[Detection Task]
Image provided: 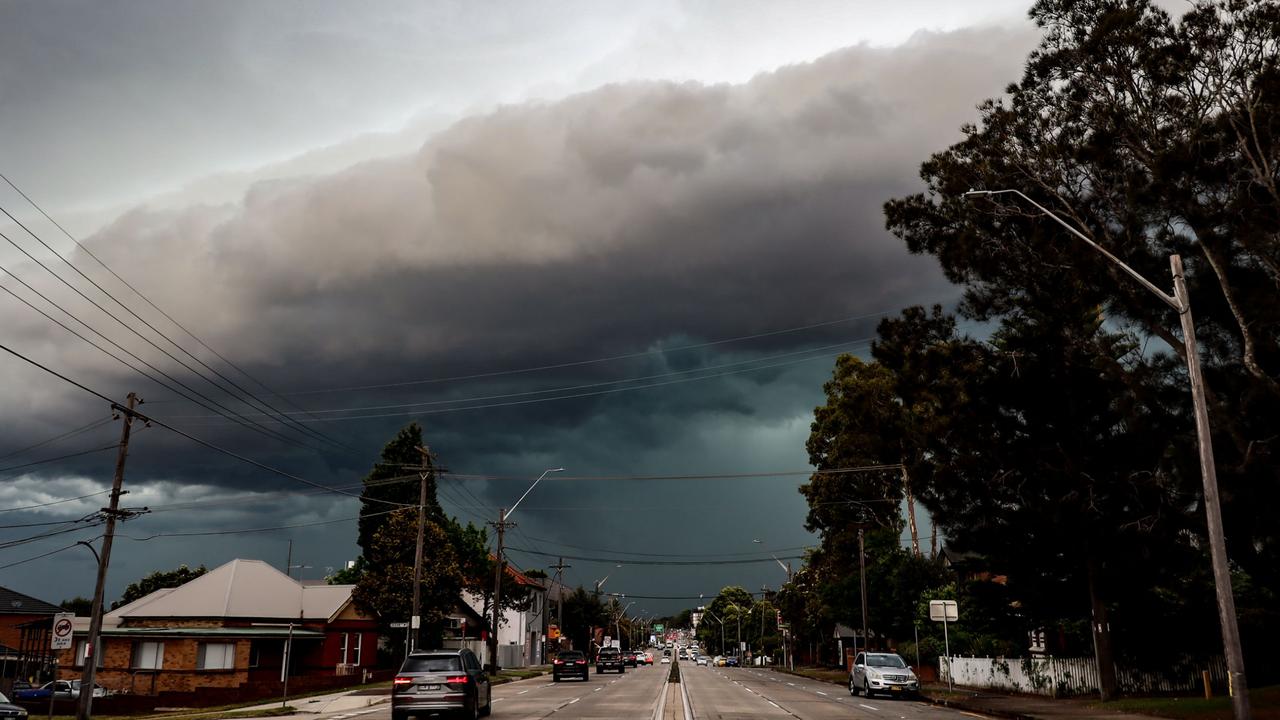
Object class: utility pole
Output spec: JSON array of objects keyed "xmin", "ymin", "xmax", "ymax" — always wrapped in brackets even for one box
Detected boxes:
[
  {"xmin": 488, "ymin": 508, "xmax": 513, "ymax": 673},
  {"xmin": 78, "ymin": 393, "xmax": 142, "ymax": 720},
  {"xmin": 550, "ymin": 558, "xmax": 570, "ymax": 637},
  {"xmin": 858, "ymin": 527, "xmax": 868, "ymax": 655},
  {"xmin": 901, "ymin": 465, "xmax": 920, "ymax": 556},
  {"xmin": 411, "ymin": 446, "xmax": 434, "ymax": 652}
]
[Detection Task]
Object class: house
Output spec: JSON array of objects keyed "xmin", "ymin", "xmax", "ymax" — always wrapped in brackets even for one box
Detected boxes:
[
  {"xmin": 0, "ymin": 586, "xmax": 63, "ymax": 689},
  {"xmin": 56, "ymin": 559, "xmax": 378, "ymax": 695},
  {"xmin": 461, "ymin": 562, "xmax": 549, "ymax": 668}
]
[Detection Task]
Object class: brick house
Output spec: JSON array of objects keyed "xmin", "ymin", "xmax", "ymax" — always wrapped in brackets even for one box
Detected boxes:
[
  {"xmin": 57, "ymin": 559, "xmax": 377, "ymax": 695},
  {"xmin": 0, "ymin": 586, "xmax": 62, "ymax": 689}
]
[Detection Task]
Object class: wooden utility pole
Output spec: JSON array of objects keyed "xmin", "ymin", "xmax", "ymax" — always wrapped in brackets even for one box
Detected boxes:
[
  {"xmin": 550, "ymin": 558, "xmax": 571, "ymax": 633},
  {"xmin": 77, "ymin": 393, "xmax": 141, "ymax": 720},
  {"xmin": 1172, "ymin": 255, "xmax": 1250, "ymax": 720},
  {"xmin": 488, "ymin": 509, "xmax": 513, "ymax": 672},
  {"xmin": 858, "ymin": 528, "xmax": 869, "ymax": 654},
  {"xmin": 410, "ymin": 446, "xmax": 435, "ymax": 652}
]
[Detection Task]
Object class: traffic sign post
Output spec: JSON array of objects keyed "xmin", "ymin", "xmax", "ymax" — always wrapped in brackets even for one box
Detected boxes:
[
  {"xmin": 929, "ymin": 600, "xmax": 958, "ymax": 691},
  {"xmin": 51, "ymin": 613, "xmax": 74, "ymax": 650}
]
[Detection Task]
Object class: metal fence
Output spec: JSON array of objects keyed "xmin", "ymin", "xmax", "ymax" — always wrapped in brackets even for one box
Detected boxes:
[{"xmin": 941, "ymin": 656, "xmax": 1227, "ymax": 697}]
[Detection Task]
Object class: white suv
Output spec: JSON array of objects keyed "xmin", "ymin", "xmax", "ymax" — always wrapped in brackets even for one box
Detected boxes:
[{"xmin": 849, "ymin": 652, "xmax": 919, "ymax": 698}]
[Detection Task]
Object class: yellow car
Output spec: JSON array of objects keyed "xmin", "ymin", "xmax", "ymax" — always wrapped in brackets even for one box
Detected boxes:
[{"xmin": 714, "ymin": 656, "xmax": 727, "ymax": 667}]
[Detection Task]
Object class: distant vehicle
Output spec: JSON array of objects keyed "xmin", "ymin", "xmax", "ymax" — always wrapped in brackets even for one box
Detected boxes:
[
  {"xmin": 849, "ymin": 652, "xmax": 919, "ymax": 698},
  {"xmin": 552, "ymin": 650, "xmax": 589, "ymax": 682},
  {"xmin": 392, "ymin": 649, "xmax": 491, "ymax": 720},
  {"xmin": 0, "ymin": 691, "xmax": 29, "ymax": 719},
  {"xmin": 623, "ymin": 651, "xmax": 638, "ymax": 667},
  {"xmin": 660, "ymin": 656, "xmax": 671, "ymax": 664},
  {"xmin": 596, "ymin": 647, "xmax": 625, "ymax": 674},
  {"xmin": 714, "ymin": 656, "xmax": 726, "ymax": 667},
  {"xmin": 10, "ymin": 683, "xmax": 44, "ymax": 700},
  {"xmin": 695, "ymin": 656, "xmax": 709, "ymax": 666},
  {"xmin": 725, "ymin": 657, "xmax": 740, "ymax": 667},
  {"xmin": 640, "ymin": 651, "xmax": 653, "ymax": 665}
]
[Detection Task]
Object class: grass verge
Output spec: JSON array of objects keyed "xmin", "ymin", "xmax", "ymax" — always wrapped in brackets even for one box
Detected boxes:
[{"xmin": 1094, "ymin": 685, "xmax": 1279, "ymax": 720}]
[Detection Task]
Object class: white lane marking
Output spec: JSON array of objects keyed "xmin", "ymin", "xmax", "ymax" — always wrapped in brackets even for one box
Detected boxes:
[
  {"xmin": 860, "ymin": 703, "xmax": 880, "ymax": 711},
  {"xmin": 594, "ymin": 687, "xmax": 602, "ymax": 692},
  {"xmin": 518, "ymin": 689, "xmax": 529, "ymax": 694},
  {"xmin": 787, "ymin": 682, "xmax": 796, "ymax": 686},
  {"xmin": 491, "ymin": 698, "xmax": 504, "ymax": 703},
  {"xmin": 768, "ymin": 701, "xmax": 781, "ymax": 709}
]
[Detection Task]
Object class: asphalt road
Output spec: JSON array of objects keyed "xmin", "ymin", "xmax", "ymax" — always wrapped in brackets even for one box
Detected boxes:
[
  {"xmin": 682, "ymin": 665, "xmax": 981, "ymax": 720},
  {"xmin": 303, "ymin": 661, "xmax": 986, "ymax": 720}
]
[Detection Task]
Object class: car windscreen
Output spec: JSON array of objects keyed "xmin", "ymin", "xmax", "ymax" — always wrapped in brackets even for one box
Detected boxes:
[
  {"xmin": 557, "ymin": 652, "xmax": 584, "ymax": 660},
  {"xmin": 867, "ymin": 654, "xmax": 907, "ymax": 668},
  {"xmin": 0, "ymin": 692, "xmax": 9, "ymax": 703},
  {"xmin": 403, "ymin": 655, "xmax": 462, "ymax": 673}
]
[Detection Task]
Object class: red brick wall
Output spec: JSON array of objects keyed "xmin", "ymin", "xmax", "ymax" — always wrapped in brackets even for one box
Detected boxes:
[{"xmin": 0, "ymin": 613, "xmax": 52, "ymax": 650}]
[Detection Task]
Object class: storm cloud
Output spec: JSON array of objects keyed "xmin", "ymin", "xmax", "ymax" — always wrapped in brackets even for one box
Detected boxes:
[{"xmin": 1, "ymin": 24, "xmax": 1034, "ymax": 608}]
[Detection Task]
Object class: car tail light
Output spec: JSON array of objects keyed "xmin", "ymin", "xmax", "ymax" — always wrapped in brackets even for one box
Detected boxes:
[
  {"xmin": 554, "ymin": 659, "xmax": 564, "ymax": 665},
  {"xmin": 575, "ymin": 659, "xmax": 586, "ymax": 664},
  {"xmin": 393, "ymin": 677, "xmax": 413, "ymax": 687},
  {"xmin": 445, "ymin": 675, "xmax": 469, "ymax": 686}
]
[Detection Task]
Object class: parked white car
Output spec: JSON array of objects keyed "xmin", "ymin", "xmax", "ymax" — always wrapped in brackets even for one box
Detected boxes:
[{"xmin": 849, "ymin": 652, "xmax": 919, "ymax": 698}]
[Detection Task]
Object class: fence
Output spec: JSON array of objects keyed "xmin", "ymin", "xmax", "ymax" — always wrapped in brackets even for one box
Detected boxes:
[{"xmin": 940, "ymin": 656, "xmax": 1227, "ymax": 697}]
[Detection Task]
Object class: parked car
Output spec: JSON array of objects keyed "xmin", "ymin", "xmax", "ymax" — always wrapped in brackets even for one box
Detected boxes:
[
  {"xmin": 0, "ymin": 691, "xmax": 29, "ymax": 719},
  {"xmin": 392, "ymin": 648, "xmax": 491, "ymax": 720},
  {"xmin": 596, "ymin": 647, "xmax": 625, "ymax": 674},
  {"xmin": 9, "ymin": 683, "xmax": 43, "ymax": 701},
  {"xmin": 10, "ymin": 681, "xmax": 105, "ymax": 701},
  {"xmin": 623, "ymin": 651, "xmax": 638, "ymax": 667},
  {"xmin": 849, "ymin": 652, "xmax": 919, "ymax": 698},
  {"xmin": 695, "ymin": 656, "xmax": 709, "ymax": 666},
  {"xmin": 552, "ymin": 650, "xmax": 589, "ymax": 682},
  {"xmin": 725, "ymin": 656, "xmax": 740, "ymax": 667}
]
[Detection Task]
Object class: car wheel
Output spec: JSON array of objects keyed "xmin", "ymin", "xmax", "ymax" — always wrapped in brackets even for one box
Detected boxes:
[
  {"xmin": 553, "ymin": 676, "xmax": 561, "ymax": 683},
  {"xmin": 864, "ymin": 679, "xmax": 872, "ymax": 698},
  {"xmin": 466, "ymin": 697, "xmax": 480, "ymax": 720},
  {"xmin": 849, "ymin": 677, "xmax": 857, "ymax": 696},
  {"xmin": 392, "ymin": 711, "xmax": 408, "ymax": 720},
  {"xmin": 479, "ymin": 688, "xmax": 492, "ymax": 717}
]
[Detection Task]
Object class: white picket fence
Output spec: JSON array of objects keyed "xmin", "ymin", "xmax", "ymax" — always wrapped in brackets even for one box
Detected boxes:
[{"xmin": 941, "ymin": 656, "xmax": 1227, "ymax": 697}]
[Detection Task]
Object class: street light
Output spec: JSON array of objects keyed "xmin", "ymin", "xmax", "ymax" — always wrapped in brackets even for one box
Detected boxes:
[
  {"xmin": 490, "ymin": 467, "xmax": 564, "ymax": 672},
  {"xmin": 964, "ymin": 188, "xmax": 1249, "ymax": 719},
  {"xmin": 753, "ymin": 539, "xmax": 793, "ymax": 580}
]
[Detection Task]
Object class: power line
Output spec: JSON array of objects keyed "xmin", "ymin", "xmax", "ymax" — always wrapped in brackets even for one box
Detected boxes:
[
  {"xmin": 0, "ymin": 341, "xmax": 412, "ymax": 507},
  {"xmin": 117, "ymin": 509, "xmax": 401, "ymax": 541},
  {"xmin": 0, "ymin": 417, "xmax": 112, "ymax": 462},
  {"xmin": 281, "ymin": 307, "xmax": 912, "ymax": 397},
  {"xmin": 505, "ymin": 547, "xmax": 807, "ymax": 566},
  {"xmin": 0, "ymin": 192, "xmax": 351, "ymax": 454},
  {"xmin": 0, "ymin": 444, "xmax": 117, "ymax": 475},
  {"xmin": 516, "ymin": 535, "xmax": 813, "ymax": 559},
  {"xmin": 0, "ymin": 263, "xmax": 333, "ymax": 453},
  {"xmin": 436, "ymin": 465, "xmax": 904, "ymax": 482},
  {"xmin": 0, "ymin": 489, "xmax": 111, "ymax": 514},
  {"xmin": 0, "ymin": 540, "xmax": 93, "ymax": 572},
  {"xmin": 0, "ymin": 172, "xmax": 347, "ymax": 449}
]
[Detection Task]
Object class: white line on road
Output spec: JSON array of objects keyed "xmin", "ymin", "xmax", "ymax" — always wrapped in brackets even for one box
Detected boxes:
[
  {"xmin": 860, "ymin": 703, "xmax": 880, "ymax": 711},
  {"xmin": 518, "ymin": 690, "xmax": 529, "ymax": 694},
  {"xmin": 568, "ymin": 697, "xmax": 580, "ymax": 704},
  {"xmin": 817, "ymin": 690, "xmax": 828, "ymax": 696},
  {"xmin": 768, "ymin": 701, "xmax": 781, "ymax": 709},
  {"xmin": 594, "ymin": 687, "xmax": 602, "ymax": 692}
]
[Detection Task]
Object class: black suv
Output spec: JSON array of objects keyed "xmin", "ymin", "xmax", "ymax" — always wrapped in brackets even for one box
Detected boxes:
[
  {"xmin": 392, "ymin": 649, "xmax": 491, "ymax": 720},
  {"xmin": 596, "ymin": 647, "xmax": 625, "ymax": 674},
  {"xmin": 552, "ymin": 650, "xmax": 589, "ymax": 682}
]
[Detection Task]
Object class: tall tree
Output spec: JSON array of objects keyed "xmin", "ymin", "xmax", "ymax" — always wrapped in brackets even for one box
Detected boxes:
[
  {"xmin": 112, "ymin": 565, "xmax": 207, "ymax": 609},
  {"xmin": 357, "ymin": 423, "xmax": 442, "ymax": 555}
]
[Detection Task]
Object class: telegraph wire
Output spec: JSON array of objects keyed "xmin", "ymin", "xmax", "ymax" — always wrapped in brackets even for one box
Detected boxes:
[
  {"xmin": 0, "ymin": 195, "xmax": 352, "ymax": 454},
  {"xmin": 0, "ymin": 444, "xmax": 117, "ymax": 475},
  {"xmin": 117, "ymin": 509, "xmax": 401, "ymax": 541},
  {"xmin": 505, "ymin": 546, "xmax": 807, "ymax": 566},
  {"xmin": 0, "ymin": 490, "xmax": 111, "ymax": 514},
  {"xmin": 282, "ymin": 307, "xmax": 909, "ymax": 396},
  {"xmin": 0, "ymin": 172, "xmax": 346, "ymax": 447},
  {"xmin": 0, "ymin": 417, "xmax": 112, "ymax": 462},
  {"xmin": 0, "ymin": 540, "xmax": 95, "ymax": 572},
  {"xmin": 0, "ymin": 261, "xmax": 333, "ymax": 453},
  {"xmin": 0, "ymin": 341, "xmax": 413, "ymax": 507}
]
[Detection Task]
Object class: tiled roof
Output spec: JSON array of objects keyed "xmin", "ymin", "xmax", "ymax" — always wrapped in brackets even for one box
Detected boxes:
[{"xmin": 0, "ymin": 586, "xmax": 62, "ymax": 615}]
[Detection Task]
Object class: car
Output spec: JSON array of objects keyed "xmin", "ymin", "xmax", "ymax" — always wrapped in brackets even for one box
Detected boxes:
[
  {"xmin": 643, "ymin": 652, "xmax": 654, "ymax": 665},
  {"xmin": 660, "ymin": 656, "xmax": 671, "ymax": 664},
  {"xmin": 725, "ymin": 656, "xmax": 740, "ymax": 667},
  {"xmin": 695, "ymin": 656, "xmax": 708, "ymax": 666},
  {"xmin": 623, "ymin": 651, "xmax": 638, "ymax": 667},
  {"xmin": 849, "ymin": 652, "xmax": 919, "ymax": 698},
  {"xmin": 10, "ymin": 683, "xmax": 44, "ymax": 701},
  {"xmin": 552, "ymin": 650, "xmax": 589, "ymax": 682},
  {"xmin": 392, "ymin": 648, "xmax": 491, "ymax": 720},
  {"xmin": 0, "ymin": 691, "xmax": 29, "ymax": 720},
  {"xmin": 596, "ymin": 647, "xmax": 625, "ymax": 674}
]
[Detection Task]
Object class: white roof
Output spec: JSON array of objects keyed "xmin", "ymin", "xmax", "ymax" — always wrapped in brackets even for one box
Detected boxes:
[{"xmin": 108, "ymin": 559, "xmax": 354, "ymax": 621}]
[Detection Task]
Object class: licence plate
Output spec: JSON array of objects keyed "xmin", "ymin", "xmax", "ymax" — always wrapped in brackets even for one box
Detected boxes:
[
  {"xmin": 419, "ymin": 684, "xmax": 441, "ymax": 691},
  {"xmin": 890, "ymin": 686, "xmax": 902, "ymax": 692}
]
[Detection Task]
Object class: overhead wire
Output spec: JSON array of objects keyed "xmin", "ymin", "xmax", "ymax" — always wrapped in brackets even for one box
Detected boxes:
[
  {"xmin": 117, "ymin": 508, "xmax": 402, "ymax": 541},
  {"xmin": 0, "ymin": 259, "xmax": 334, "ymax": 453},
  {"xmin": 0, "ymin": 190, "xmax": 352, "ymax": 454},
  {"xmin": 0, "ymin": 540, "xmax": 94, "ymax": 572},
  {"xmin": 504, "ymin": 546, "xmax": 807, "ymax": 566},
  {"xmin": 0, "ymin": 417, "xmax": 112, "ymax": 462},
  {"xmin": 0, "ymin": 341, "xmax": 413, "ymax": 507},
  {"xmin": 0, "ymin": 172, "xmax": 349, "ymax": 449},
  {"xmin": 0, "ymin": 489, "xmax": 111, "ymax": 514},
  {"xmin": 0, "ymin": 443, "xmax": 117, "ymax": 475}
]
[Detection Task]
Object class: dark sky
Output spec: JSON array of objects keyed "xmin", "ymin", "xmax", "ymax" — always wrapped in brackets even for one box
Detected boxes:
[{"xmin": 0, "ymin": 1, "xmax": 1042, "ymax": 614}]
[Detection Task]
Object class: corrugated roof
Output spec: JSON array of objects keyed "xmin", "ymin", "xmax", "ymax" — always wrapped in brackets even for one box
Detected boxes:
[
  {"xmin": 0, "ymin": 586, "xmax": 62, "ymax": 615},
  {"xmin": 109, "ymin": 559, "xmax": 353, "ymax": 621},
  {"xmin": 95, "ymin": 627, "xmax": 324, "ymax": 638}
]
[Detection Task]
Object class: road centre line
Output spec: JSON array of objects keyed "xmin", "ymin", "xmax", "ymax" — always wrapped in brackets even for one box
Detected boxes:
[{"xmin": 860, "ymin": 703, "xmax": 880, "ymax": 711}]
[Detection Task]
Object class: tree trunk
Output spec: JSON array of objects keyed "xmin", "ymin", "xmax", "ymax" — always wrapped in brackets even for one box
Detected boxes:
[{"xmin": 1086, "ymin": 555, "xmax": 1118, "ymax": 700}]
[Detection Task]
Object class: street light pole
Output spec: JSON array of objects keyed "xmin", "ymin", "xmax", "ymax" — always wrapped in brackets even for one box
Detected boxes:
[
  {"xmin": 965, "ymin": 188, "xmax": 1250, "ymax": 720},
  {"xmin": 489, "ymin": 467, "xmax": 563, "ymax": 673}
]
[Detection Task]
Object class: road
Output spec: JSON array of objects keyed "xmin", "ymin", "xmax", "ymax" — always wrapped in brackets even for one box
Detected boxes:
[{"xmin": 305, "ymin": 661, "xmax": 985, "ymax": 720}]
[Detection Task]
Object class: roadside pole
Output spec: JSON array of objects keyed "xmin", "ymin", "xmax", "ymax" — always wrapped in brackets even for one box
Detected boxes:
[
  {"xmin": 411, "ymin": 446, "xmax": 433, "ymax": 652},
  {"xmin": 77, "ymin": 393, "xmax": 140, "ymax": 720}
]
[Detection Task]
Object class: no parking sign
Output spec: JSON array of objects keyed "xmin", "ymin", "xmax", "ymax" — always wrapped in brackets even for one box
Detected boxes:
[{"xmin": 51, "ymin": 612, "xmax": 74, "ymax": 650}]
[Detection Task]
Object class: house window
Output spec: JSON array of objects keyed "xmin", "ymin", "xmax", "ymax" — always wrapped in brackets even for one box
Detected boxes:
[
  {"xmin": 131, "ymin": 641, "xmax": 164, "ymax": 670},
  {"xmin": 197, "ymin": 642, "xmax": 236, "ymax": 670},
  {"xmin": 249, "ymin": 641, "xmax": 262, "ymax": 668},
  {"xmin": 353, "ymin": 633, "xmax": 362, "ymax": 666},
  {"xmin": 73, "ymin": 640, "xmax": 102, "ymax": 669}
]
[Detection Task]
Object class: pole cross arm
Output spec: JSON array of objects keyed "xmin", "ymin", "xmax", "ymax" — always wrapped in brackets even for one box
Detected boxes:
[{"xmin": 963, "ymin": 189, "xmax": 1180, "ymax": 311}]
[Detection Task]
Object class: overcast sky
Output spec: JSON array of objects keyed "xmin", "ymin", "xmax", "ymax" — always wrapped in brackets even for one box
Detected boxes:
[{"xmin": 0, "ymin": 0, "xmax": 1043, "ymax": 613}]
